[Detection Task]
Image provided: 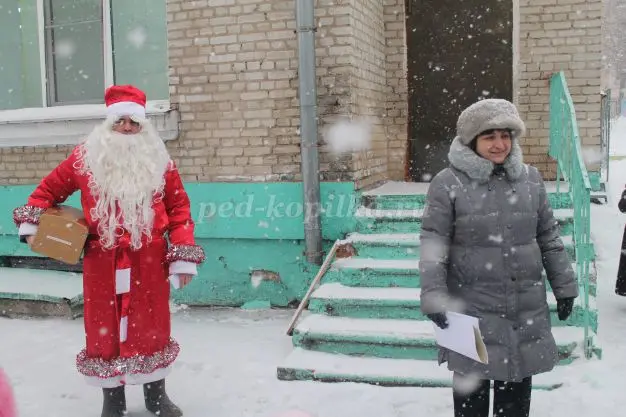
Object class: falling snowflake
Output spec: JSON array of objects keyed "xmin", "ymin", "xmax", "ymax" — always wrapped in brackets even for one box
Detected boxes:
[
  {"xmin": 488, "ymin": 234, "xmax": 504, "ymax": 244},
  {"xmin": 55, "ymin": 39, "xmax": 76, "ymax": 58},
  {"xmin": 127, "ymin": 27, "xmax": 147, "ymax": 48},
  {"xmin": 324, "ymin": 118, "xmax": 372, "ymax": 154}
]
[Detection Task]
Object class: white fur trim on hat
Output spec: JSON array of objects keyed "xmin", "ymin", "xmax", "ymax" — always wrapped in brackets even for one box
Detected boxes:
[
  {"xmin": 106, "ymin": 101, "xmax": 146, "ymax": 119},
  {"xmin": 456, "ymin": 98, "xmax": 526, "ymax": 145}
]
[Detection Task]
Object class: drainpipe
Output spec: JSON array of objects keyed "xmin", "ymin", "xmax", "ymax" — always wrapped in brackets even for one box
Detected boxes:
[{"xmin": 296, "ymin": 0, "xmax": 323, "ymax": 265}]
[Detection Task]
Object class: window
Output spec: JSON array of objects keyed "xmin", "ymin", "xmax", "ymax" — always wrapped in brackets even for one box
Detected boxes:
[{"xmin": 0, "ymin": 0, "xmax": 169, "ymax": 112}]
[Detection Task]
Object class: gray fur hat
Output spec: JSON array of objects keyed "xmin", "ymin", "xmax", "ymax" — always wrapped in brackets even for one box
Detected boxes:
[{"xmin": 456, "ymin": 99, "xmax": 526, "ymax": 145}]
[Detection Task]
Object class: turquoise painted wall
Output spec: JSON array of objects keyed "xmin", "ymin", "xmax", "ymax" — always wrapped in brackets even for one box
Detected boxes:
[{"xmin": 0, "ymin": 182, "xmax": 358, "ymax": 307}]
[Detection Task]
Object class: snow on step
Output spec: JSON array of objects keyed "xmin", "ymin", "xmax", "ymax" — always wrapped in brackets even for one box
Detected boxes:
[
  {"xmin": 296, "ymin": 314, "xmax": 584, "ymax": 346},
  {"xmin": 0, "ymin": 267, "xmax": 82, "ymax": 300},
  {"xmin": 296, "ymin": 315, "xmax": 435, "ymax": 340},
  {"xmin": 562, "ymin": 235, "xmax": 573, "ymax": 246},
  {"xmin": 361, "ymin": 181, "xmax": 570, "ymax": 197},
  {"xmin": 313, "ymin": 283, "xmax": 565, "ymax": 309},
  {"xmin": 313, "ymin": 283, "xmax": 421, "ymax": 301},
  {"xmin": 553, "ymin": 208, "xmax": 574, "ymax": 220},
  {"xmin": 281, "ymin": 347, "xmax": 449, "ymax": 381},
  {"xmin": 332, "ymin": 258, "xmax": 419, "ymax": 270},
  {"xmin": 355, "ymin": 207, "xmax": 424, "ymax": 218},
  {"xmin": 344, "ymin": 232, "xmax": 420, "ymax": 244},
  {"xmin": 544, "ymin": 182, "xmax": 570, "ymax": 193},
  {"xmin": 280, "ymin": 348, "xmax": 568, "ymax": 387},
  {"xmin": 356, "ymin": 207, "xmax": 572, "ymax": 221},
  {"xmin": 362, "ymin": 181, "xmax": 430, "ymax": 196}
]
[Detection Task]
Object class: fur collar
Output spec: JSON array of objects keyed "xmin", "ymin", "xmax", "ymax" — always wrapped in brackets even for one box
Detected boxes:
[{"xmin": 447, "ymin": 136, "xmax": 525, "ymax": 183}]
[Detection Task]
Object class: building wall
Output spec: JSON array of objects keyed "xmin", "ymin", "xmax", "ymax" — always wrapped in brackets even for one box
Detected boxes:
[
  {"xmin": 0, "ymin": 0, "xmax": 605, "ymax": 186},
  {"xmin": 517, "ymin": 0, "xmax": 603, "ymax": 178},
  {"xmin": 384, "ymin": 0, "xmax": 409, "ymax": 182},
  {"xmin": 0, "ymin": 145, "xmax": 72, "ymax": 185},
  {"xmin": 348, "ymin": 0, "xmax": 388, "ymax": 189},
  {"xmin": 167, "ymin": 0, "xmax": 301, "ymax": 182},
  {"xmin": 168, "ymin": 0, "xmax": 363, "ymax": 184},
  {"xmin": 167, "ymin": 0, "xmax": 408, "ymax": 187}
]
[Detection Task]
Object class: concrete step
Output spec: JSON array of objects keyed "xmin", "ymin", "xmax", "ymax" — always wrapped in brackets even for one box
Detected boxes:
[
  {"xmin": 345, "ymin": 232, "xmax": 577, "ymax": 261},
  {"xmin": 359, "ymin": 181, "xmax": 572, "ymax": 211},
  {"xmin": 307, "ymin": 283, "xmax": 593, "ymax": 328},
  {"xmin": 0, "ymin": 267, "xmax": 83, "ymax": 318},
  {"xmin": 327, "ymin": 258, "xmax": 587, "ymax": 291},
  {"xmin": 354, "ymin": 207, "xmax": 575, "ymax": 235},
  {"xmin": 277, "ymin": 348, "xmax": 575, "ymax": 390},
  {"xmin": 328, "ymin": 258, "xmax": 420, "ymax": 288},
  {"xmin": 344, "ymin": 232, "xmax": 420, "ymax": 259},
  {"xmin": 291, "ymin": 314, "xmax": 582, "ymax": 363}
]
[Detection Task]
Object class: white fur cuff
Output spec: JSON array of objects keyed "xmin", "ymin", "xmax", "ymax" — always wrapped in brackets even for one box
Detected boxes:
[
  {"xmin": 169, "ymin": 261, "xmax": 198, "ymax": 276},
  {"xmin": 18, "ymin": 222, "xmax": 38, "ymax": 236}
]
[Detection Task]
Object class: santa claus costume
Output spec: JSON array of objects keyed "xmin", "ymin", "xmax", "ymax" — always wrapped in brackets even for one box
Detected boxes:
[{"xmin": 13, "ymin": 85, "xmax": 204, "ymax": 417}]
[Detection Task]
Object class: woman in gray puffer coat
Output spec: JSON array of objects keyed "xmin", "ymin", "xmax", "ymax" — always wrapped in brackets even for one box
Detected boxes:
[{"xmin": 419, "ymin": 99, "xmax": 578, "ymax": 417}]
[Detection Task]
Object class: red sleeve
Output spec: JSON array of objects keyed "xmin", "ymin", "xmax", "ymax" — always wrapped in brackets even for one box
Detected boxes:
[
  {"xmin": 162, "ymin": 162, "xmax": 205, "ymax": 264},
  {"xmin": 13, "ymin": 148, "xmax": 80, "ymax": 226}
]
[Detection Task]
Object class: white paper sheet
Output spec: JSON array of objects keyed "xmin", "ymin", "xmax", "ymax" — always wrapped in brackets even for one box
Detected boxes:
[{"xmin": 433, "ymin": 312, "xmax": 489, "ymax": 364}]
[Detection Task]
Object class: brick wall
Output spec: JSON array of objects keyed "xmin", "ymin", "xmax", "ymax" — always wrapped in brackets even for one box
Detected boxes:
[
  {"xmin": 384, "ymin": 0, "xmax": 408, "ymax": 182},
  {"xmin": 168, "ymin": 0, "xmax": 370, "ymax": 184},
  {"xmin": 167, "ymin": 0, "xmax": 300, "ymax": 182},
  {"xmin": 517, "ymin": 0, "xmax": 603, "ymax": 178},
  {"xmin": 0, "ymin": 0, "xmax": 605, "ymax": 187},
  {"xmin": 348, "ymin": 0, "xmax": 388, "ymax": 189},
  {"xmin": 0, "ymin": 145, "xmax": 72, "ymax": 185},
  {"xmin": 167, "ymin": 0, "xmax": 408, "ymax": 187}
]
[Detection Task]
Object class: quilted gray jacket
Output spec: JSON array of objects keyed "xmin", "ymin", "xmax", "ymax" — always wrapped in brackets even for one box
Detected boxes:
[{"xmin": 419, "ymin": 137, "xmax": 578, "ymax": 382}]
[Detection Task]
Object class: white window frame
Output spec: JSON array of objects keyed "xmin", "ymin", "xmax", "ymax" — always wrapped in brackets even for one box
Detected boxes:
[{"xmin": 0, "ymin": 0, "xmax": 176, "ymax": 147}]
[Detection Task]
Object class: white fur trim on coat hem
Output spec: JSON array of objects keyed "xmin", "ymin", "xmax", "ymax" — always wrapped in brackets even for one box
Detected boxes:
[{"xmin": 83, "ymin": 366, "xmax": 172, "ymax": 388}]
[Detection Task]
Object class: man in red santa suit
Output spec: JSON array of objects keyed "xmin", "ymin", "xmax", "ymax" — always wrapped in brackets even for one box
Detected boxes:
[{"xmin": 12, "ymin": 85, "xmax": 205, "ymax": 417}]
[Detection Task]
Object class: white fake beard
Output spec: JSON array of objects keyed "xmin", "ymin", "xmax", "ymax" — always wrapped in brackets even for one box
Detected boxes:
[{"xmin": 76, "ymin": 116, "xmax": 171, "ymax": 250}]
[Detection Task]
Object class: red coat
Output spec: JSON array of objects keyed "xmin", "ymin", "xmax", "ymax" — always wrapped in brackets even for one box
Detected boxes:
[{"xmin": 13, "ymin": 146, "xmax": 205, "ymax": 387}]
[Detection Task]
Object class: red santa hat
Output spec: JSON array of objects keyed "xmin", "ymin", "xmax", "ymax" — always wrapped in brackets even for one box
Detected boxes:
[{"xmin": 105, "ymin": 85, "xmax": 147, "ymax": 119}]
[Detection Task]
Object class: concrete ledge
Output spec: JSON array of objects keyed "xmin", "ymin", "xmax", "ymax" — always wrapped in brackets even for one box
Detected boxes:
[{"xmin": 0, "ymin": 267, "xmax": 83, "ymax": 319}]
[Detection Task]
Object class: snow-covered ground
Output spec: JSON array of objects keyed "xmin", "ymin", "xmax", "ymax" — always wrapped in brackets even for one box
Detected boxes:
[{"xmin": 4, "ymin": 123, "xmax": 626, "ymax": 416}]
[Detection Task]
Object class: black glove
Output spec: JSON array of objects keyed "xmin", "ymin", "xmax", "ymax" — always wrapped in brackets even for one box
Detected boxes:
[
  {"xmin": 557, "ymin": 297, "xmax": 575, "ymax": 321},
  {"xmin": 427, "ymin": 312, "xmax": 449, "ymax": 329}
]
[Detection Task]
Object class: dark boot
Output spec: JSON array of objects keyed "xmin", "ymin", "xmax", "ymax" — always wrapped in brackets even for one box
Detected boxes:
[
  {"xmin": 143, "ymin": 379, "xmax": 182, "ymax": 417},
  {"xmin": 101, "ymin": 386, "xmax": 126, "ymax": 417}
]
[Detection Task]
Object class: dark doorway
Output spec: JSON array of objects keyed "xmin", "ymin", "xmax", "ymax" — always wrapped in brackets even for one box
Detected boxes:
[{"xmin": 406, "ymin": 0, "xmax": 513, "ymax": 181}]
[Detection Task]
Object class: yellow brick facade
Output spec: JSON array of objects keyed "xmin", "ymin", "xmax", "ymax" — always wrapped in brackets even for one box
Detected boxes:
[{"xmin": 0, "ymin": 0, "xmax": 603, "ymax": 185}]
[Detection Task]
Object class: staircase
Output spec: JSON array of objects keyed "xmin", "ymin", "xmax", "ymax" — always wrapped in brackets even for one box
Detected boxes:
[{"xmin": 277, "ymin": 181, "xmax": 600, "ymax": 390}]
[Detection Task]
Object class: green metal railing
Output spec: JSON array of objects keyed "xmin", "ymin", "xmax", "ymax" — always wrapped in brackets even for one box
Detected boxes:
[{"xmin": 549, "ymin": 71, "xmax": 597, "ymax": 359}]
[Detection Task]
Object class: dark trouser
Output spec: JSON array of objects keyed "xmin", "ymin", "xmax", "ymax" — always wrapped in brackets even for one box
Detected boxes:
[
  {"xmin": 452, "ymin": 373, "xmax": 532, "ymax": 417},
  {"xmin": 616, "ymin": 226, "xmax": 626, "ymax": 296}
]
